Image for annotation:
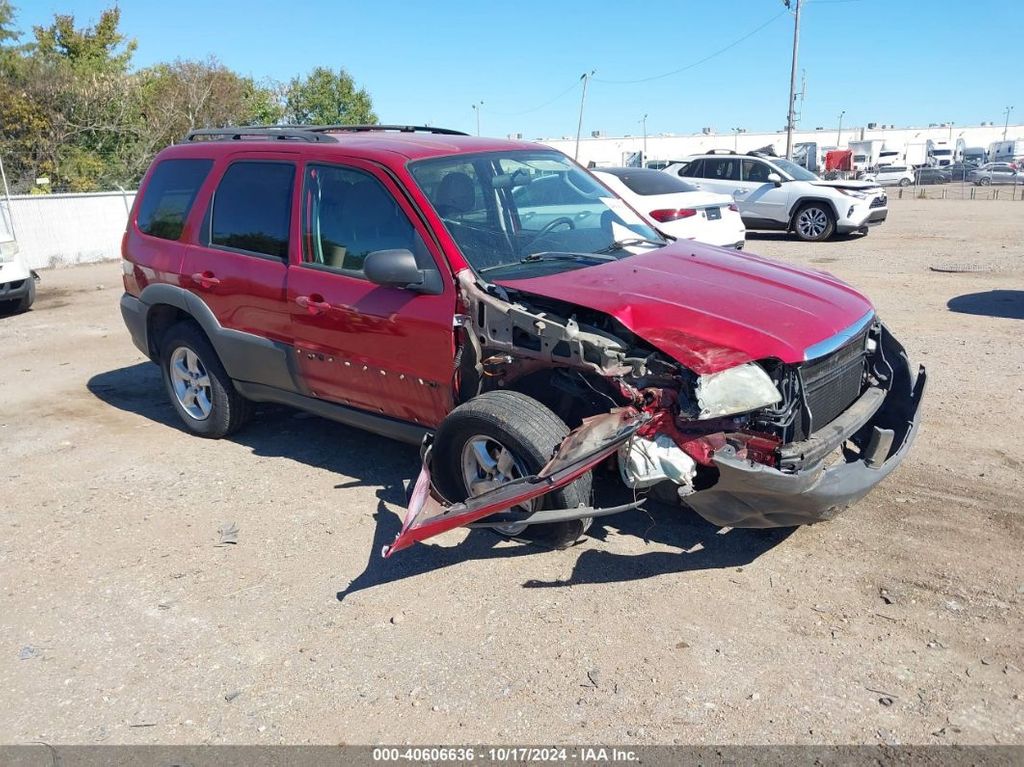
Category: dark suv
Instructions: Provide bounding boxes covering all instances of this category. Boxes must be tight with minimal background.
[120,125,925,558]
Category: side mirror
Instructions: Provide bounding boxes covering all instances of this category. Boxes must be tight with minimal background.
[364,249,443,295]
[767,172,783,187]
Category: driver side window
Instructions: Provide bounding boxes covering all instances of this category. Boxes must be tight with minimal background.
[301,164,416,276]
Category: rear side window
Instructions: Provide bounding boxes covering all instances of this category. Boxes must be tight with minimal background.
[703,158,740,181]
[678,159,704,178]
[613,170,699,195]
[137,159,213,240]
[210,161,295,258]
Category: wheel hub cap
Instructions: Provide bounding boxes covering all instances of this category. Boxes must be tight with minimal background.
[460,435,534,534]
[798,208,828,238]
[169,346,213,421]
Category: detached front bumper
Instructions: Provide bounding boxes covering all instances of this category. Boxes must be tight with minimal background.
[685,329,926,528]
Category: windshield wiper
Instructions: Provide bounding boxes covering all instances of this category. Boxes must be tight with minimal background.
[593,237,666,254]
[479,252,616,273]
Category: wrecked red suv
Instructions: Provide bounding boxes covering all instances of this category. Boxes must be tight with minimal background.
[119,125,926,557]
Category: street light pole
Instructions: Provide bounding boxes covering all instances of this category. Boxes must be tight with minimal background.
[733,127,742,151]
[574,70,595,161]
[640,113,648,164]
[837,110,845,147]
[784,0,802,159]
[471,101,483,136]
[1004,105,1014,140]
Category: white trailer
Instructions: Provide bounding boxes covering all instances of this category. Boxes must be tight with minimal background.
[989,140,1024,164]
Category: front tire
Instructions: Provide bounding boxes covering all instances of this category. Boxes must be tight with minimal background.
[899,177,911,187]
[431,390,591,549]
[978,177,991,186]
[159,322,251,438]
[793,203,836,242]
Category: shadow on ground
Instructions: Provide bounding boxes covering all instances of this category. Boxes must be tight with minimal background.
[746,231,865,244]
[88,363,791,597]
[947,290,1024,320]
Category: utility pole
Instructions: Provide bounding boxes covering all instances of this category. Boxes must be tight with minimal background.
[471,101,483,136]
[574,70,595,161]
[733,127,743,151]
[837,110,845,147]
[784,0,802,159]
[1004,106,1014,140]
[640,113,648,164]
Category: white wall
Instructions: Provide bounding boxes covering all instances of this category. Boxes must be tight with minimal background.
[4,190,136,270]
[540,123,1024,167]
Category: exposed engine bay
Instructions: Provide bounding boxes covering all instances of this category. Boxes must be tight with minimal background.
[455,270,886,498]
[381,272,925,557]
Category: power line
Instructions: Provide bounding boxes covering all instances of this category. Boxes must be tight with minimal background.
[593,9,788,85]
[488,79,582,117]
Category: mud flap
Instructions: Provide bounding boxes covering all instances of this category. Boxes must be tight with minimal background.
[382,408,646,557]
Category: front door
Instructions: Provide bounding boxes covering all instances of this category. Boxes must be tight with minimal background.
[738,158,789,223]
[287,160,457,428]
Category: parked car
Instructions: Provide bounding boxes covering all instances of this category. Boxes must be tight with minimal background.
[914,167,952,185]
[663,151,888,242]
[0,212,35,314]
[119,126,925,558]
[944,162,979,182]
[860,165,916,187]
[591,167,745,248]
[969,163,1021,186]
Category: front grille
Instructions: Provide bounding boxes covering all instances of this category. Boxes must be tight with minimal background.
[0,279,24,294]
[870,195,887,209]
[798,332,868,435]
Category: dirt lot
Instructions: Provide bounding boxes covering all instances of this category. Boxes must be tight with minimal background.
[1,198,1022,746]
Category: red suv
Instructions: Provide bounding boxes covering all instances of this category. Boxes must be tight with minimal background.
[120,125,925,558]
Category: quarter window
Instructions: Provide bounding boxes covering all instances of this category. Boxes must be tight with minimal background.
[210,161,294,258]
[678,159,704,178]
[137,159,213,241]
[301,164,418,275]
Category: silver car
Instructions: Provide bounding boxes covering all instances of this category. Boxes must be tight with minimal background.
[969,163,1021,186]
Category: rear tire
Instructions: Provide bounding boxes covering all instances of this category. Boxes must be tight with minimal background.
[898,177,911,187]
[792,202,836,242]
[159,321,252,438]
[431,390,591,549]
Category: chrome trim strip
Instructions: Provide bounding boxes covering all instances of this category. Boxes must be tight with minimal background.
[803,310,874,361]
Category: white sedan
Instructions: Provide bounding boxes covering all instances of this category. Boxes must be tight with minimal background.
[592,167,745,248]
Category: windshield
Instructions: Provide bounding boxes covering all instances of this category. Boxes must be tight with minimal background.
[408,150,662,278]
[772,157,819,181]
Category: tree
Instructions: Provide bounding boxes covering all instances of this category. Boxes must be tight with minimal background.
[285,66,376,125]
[32,6,135,74]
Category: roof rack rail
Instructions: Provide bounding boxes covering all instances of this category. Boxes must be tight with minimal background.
[706,148,738,155]
[299,124,469,136]
[184,127,339,143]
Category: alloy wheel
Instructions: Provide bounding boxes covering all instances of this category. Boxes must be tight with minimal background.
[460,434,535,535]
[797,207,829,239]
[169,346,213,421]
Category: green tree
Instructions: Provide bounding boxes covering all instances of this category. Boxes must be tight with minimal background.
[32,6,135,73]
[285,66,376,125]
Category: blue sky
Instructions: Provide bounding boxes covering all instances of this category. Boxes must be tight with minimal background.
[10,0,1024,138]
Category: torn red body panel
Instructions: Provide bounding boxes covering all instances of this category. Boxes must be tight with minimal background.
[383,408,646,557]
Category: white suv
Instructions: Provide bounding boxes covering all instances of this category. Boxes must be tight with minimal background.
[663,151,888,241]
[860,165,914,187]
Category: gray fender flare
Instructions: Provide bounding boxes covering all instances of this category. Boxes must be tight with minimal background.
[137,284,299,393]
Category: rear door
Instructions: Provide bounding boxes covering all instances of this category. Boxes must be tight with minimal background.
[697,157,742,198]
[287,159,456,427]
[180,153,296,352]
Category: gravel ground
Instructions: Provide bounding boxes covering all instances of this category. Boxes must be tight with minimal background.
[1,198,1022,745]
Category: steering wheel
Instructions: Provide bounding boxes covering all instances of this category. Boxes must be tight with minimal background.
[524,216,576,246]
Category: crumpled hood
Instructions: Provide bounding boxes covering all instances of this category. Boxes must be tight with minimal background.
[496,243,875,374]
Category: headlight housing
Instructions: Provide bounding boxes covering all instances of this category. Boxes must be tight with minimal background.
[695,362,782,419]
[837,188,867,200]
